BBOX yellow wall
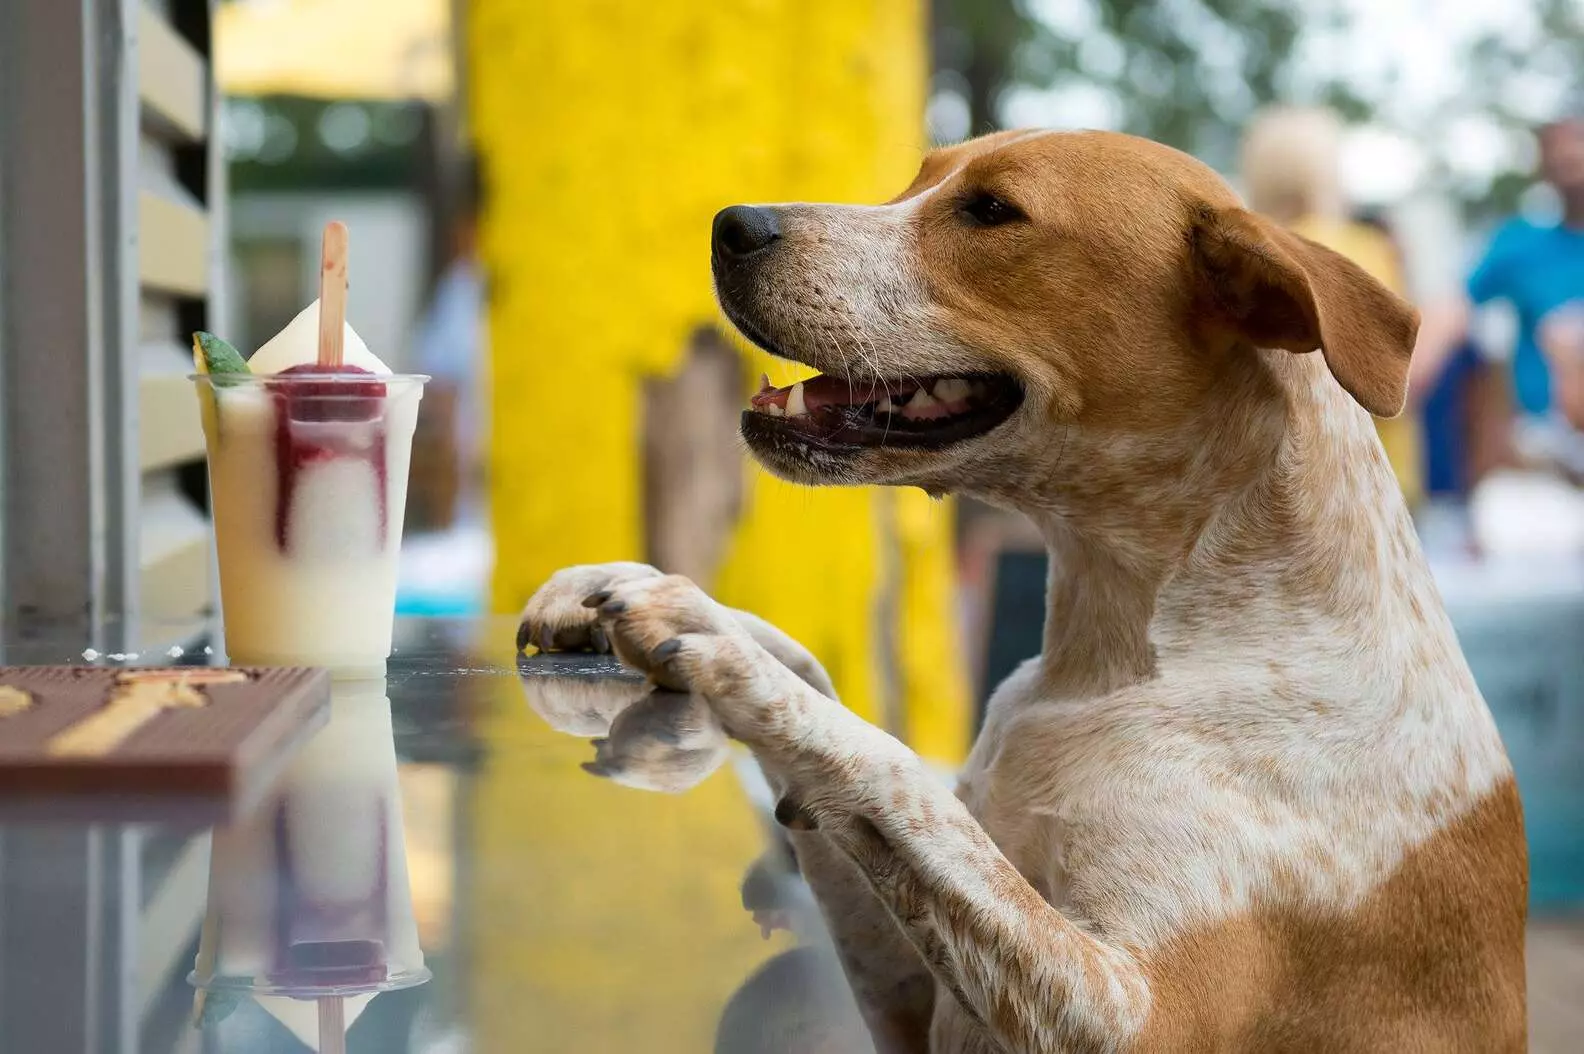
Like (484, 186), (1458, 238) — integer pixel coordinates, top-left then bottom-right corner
(472, 0), (968, 759)
(469, 4), (973, 1049)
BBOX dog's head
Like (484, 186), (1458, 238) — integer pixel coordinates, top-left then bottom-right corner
(712, 130), (1418, 507)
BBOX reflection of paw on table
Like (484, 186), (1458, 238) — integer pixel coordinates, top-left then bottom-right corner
(516, 652), (647, 736)
(517, 654), (733, 793)
(583, 690), (731, 794)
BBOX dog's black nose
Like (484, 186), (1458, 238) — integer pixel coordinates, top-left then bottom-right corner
(713, 205), (780, 262)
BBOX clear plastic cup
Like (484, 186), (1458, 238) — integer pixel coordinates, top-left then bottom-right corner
(193, 373), (427, 678)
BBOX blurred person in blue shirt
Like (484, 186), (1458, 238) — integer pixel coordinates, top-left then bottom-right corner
(1415, 110), (1584, 444)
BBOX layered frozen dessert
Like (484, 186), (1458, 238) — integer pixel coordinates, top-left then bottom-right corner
(190, 679), (428, 1041)
(193, 301), (426, 676)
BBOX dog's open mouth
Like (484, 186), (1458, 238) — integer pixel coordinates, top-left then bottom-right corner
(742, 373), (1022, 449)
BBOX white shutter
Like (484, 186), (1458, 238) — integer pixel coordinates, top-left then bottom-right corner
(135, 0), (222, 638)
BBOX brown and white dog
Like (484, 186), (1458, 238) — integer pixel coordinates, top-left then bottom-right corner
(517, 130), (1527, 1052)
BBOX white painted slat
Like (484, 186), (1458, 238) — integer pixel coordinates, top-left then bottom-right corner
(139, 474), (211, 623)
(137, 6), (206, 141)
(138, 341), (204, 470)
(139, 189), (209, 296)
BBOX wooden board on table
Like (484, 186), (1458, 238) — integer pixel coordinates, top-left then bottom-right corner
(0, 666), (329, 822)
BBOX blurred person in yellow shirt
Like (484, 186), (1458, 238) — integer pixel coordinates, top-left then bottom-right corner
(1240, 106), (1424, 510)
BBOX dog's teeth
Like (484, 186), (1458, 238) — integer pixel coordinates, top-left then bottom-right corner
(759, 372), (771, 391)
(906, 387), (938, 411)
(765, 403), (785, 417)
(877, 397), (896, 414)
(933, 378), (971, 403)
(786, 382), (808, 417)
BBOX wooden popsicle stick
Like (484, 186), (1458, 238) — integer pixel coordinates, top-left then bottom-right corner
(318, 221), (349, 368)
(319, 996), (347, 1054)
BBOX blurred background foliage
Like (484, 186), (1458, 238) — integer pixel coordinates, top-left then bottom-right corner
(929, 0), (1584, 222)
(223, 0), (1584, 224)
(226, 97), (429, 192)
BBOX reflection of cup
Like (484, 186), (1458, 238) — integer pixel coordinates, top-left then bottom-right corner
(190, 678), (428, 1046)
(194, 374), (426, 678)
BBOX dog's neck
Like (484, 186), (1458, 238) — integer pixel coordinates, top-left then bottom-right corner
(1021, 352), (1429, 698)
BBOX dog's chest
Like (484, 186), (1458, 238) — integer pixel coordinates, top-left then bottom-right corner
(959, 778), (1066, 908)
(955, 661), (1515, 949)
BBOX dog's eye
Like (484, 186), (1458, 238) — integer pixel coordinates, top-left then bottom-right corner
(959, 193), (1024, 227)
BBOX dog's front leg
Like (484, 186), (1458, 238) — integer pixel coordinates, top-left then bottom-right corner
(718, 613), (941, 1050)
(764, 801), (939, 1052)
(589, 575), (1150, 1054)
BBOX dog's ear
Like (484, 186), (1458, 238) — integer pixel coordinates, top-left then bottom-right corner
(1188, 205), (1419, 417)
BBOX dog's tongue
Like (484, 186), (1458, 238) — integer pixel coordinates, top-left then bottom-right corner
(750, 374), (913, 412)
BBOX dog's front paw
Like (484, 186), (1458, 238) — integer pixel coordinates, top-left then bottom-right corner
(516, 562), (662, 653)
(584, 574), (792, 742)
(582, 574), (746, 685)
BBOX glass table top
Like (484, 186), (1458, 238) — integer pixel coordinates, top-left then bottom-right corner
(0, 617), (823, 1053)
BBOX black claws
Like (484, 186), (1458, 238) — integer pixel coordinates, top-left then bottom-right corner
(516, 620), (555, 654)
(582, 590), (627, 615)
(651, 638), (684, 663)
(774, 796), (817, 831)
(590, 625), (609, 653)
